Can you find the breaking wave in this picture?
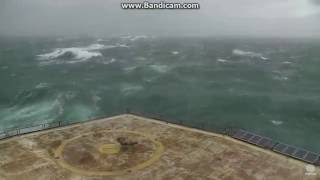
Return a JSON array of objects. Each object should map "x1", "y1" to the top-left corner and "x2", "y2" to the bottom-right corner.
[
  {"x1": 232, "y1": 49, "x2": 269, "y2": 60},
  {"x1": 38, "y1": 44, "x2": 104, "y2": 60},
  {"x1": 0, "y1": 88, "x2": 65, "y2": 130},
  {"x1": 37, "y1": 43, "x2": 128, "y2": 65},
  {"x1": 0, "y1": 82, "x2": 98, "y2": 131}
]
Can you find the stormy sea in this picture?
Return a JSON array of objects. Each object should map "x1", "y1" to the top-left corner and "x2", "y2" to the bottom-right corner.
[{"x1": 0, "y1": 36, "x2": 320, "y2": 152}]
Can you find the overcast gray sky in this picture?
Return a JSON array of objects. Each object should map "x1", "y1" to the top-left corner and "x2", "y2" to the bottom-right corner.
[{"x1": 0, "y1": 0, "x2": 320, "y2": 38}]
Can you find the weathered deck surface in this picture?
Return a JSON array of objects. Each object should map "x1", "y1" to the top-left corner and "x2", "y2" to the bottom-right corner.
[{"x1": 0, "y1": 114, "x2": 319, "y2": 180}]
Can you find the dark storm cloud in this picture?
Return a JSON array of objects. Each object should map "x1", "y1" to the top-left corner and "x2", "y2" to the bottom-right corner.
[{"x1": 0, "y1": 0, "x2": 319, "y2": 38}]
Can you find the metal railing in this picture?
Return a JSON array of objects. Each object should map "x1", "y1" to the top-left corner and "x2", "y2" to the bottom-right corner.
[
  {"x1": 0, "y1": 121, "x2": 63, "y2": 140},
  {"x1": 0, "y1": 112, "x2": 122, "y2": 140},
  {"x1": 128, "y1": 110, "x2": 236, "y2": 136},
  {"x1": 0, "y1": 109, "x2": 233, "y2": 140}
]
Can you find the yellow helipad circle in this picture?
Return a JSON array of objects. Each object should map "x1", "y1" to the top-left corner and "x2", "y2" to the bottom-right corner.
[
  {"x1": 54, "y1": 130, "x2": 164, "y2": 176},
  {"x1": 98, "y1": 144, "x2": 120, "y2": 154}
]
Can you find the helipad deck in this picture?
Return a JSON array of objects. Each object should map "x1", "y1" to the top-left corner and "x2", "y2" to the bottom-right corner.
[{"x1": 0, "y1": 114, "x2": 319, "y2": 180}]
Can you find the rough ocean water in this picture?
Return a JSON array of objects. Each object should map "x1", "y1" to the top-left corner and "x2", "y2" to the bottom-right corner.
[{"x1": 0, "y1": 36, "x2": 320, "y2": 152}]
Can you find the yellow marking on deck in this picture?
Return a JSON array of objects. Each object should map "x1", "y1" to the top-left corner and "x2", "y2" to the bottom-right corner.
[
  {"x1": 98, "y1": 144, "x2": 120, "y2": 154},
  {"x1": 54, "y1": 130, "x2": 164, "y2": 176}
]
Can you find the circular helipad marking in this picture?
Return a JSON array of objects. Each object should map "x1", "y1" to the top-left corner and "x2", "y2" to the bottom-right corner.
[
  {"x1": 54, "y1": 130, "x2": 164, "y2": 176},
  {"x1": 98, "y1": 144, "x2": 120, "y2": 154}
]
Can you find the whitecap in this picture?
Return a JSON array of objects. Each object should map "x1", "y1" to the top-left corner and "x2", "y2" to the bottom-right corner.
[
  {"x1": 271, "y1": 120, "x2": 283, "y2": 126},
  {"x1": 102, "y1": 58, "x2": 117, "y2": 65},
  {"x1": 104, "y1": 43, "x2": 129, "y2": 49},
  {"x1": 119, "y1": 35, "x2": 147, "y2": 41},
  {"x1": 35, "y1": 83, "x2": 50, "y2": 89},
  {"x1": 149, "y1": 65, "x2": 169, "y2": 73},
  {"x1": 144, "y1": 78, "x2": 156, "y2": 83},
  {"x1": 96, "y1": 38, "x2": 106, "y2": 42},
  {"x1": 64, "y1": 91, "x2": 76, "y2": 100},
  {"x1": 130, "y1": 35, "x2": 148, "y2": 41},
  {"x1": 282, "y1": 61, "x2": 293, "y2": 64},
  {"x1": 84, "y1": 44, "x2": 106, "y2": 50},
  {"x1": 37, "y1": 44, "x2": 104, "y2": 64},
  {"x1": 92, "y1": 95, "x2": 102, "y2": 103},
  {"x1": 37, "y1": 43, "x2": 128, "y2": 65},
  {"x1": 110, "y1": 58, "x2": 117, "y2": 63},
  {"x1": 273, "y1": 75, "x2": 289, "y2": 81},
  {"x1": 217, "y1": 58, "x2": 228, "y2": 63},
  {"x1": 123, "y1": 66, "x2": 137, "y2": 72},
  {"x1": 135, "y1": 57, "x2": 147, "y2": 61},
  {"x1": 232, "y1": 49, "x2": 268, "y2": 60},
  {"x1": 172, "y1": 51, "x2": 180, "y2": 55}
]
